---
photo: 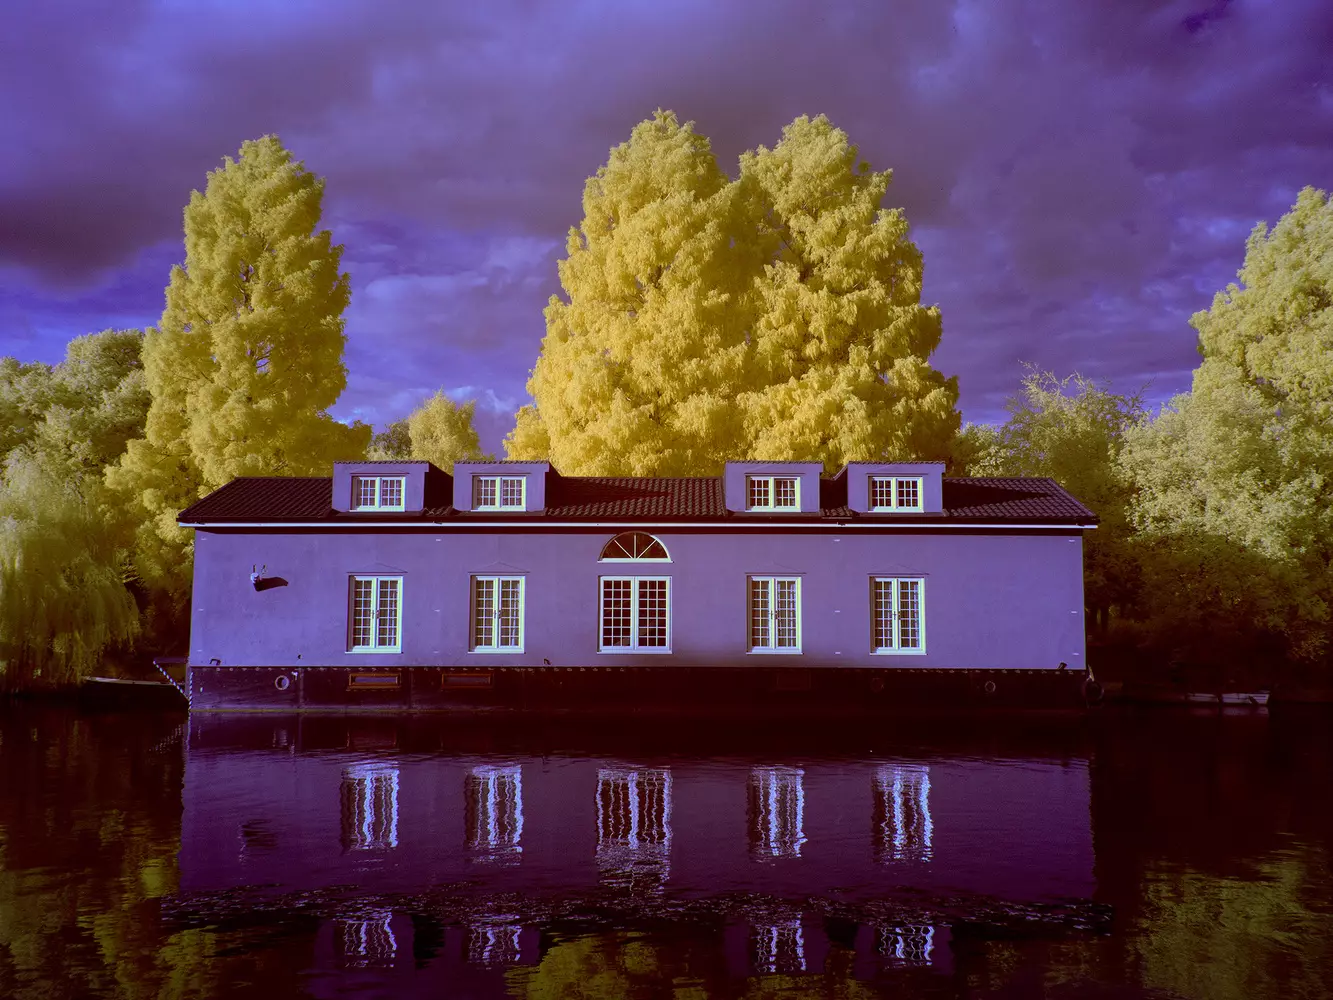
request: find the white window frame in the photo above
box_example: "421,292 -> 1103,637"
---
746,475 -> 800,511
868,476 -> 924,512
350,475 -> 406,512
470,575 -> 525,652
598,531 -> 671,562
348,575 -> 404,653
598,576 -> 672,653
473,475 -> 526,511
871,576 -> 926,655
748,576 -> 802,654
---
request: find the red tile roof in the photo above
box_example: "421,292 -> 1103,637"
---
179,473 -> 1096,525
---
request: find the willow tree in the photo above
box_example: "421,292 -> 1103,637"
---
1120,186 -> 1333,675
508,112 -> 958,474
0,329 -> 150,688
0,453 -> 140,689
107,135 -> 369,594
406,391 -> 490,472
737,115 -> 959,466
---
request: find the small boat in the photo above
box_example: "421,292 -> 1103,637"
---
81,673 -> 187,706
1119,683 -> 1270,707
1218,692 -> 1270,706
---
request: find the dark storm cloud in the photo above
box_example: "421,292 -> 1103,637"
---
2,0 -> 1330,448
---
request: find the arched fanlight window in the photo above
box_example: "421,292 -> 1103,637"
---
599,531 -> 670,561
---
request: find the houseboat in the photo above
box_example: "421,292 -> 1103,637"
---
176,459 -> 1097,711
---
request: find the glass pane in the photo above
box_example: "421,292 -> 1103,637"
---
750,579 -> 771,648
775,579 -> 798,647
353,477 -> 377,509
376,579 -> 400,648
871,478 -> 893,509
499,579 -> 522,647
500,478 -> 524,507
473,477 -> 497,507
380,477 -> 403,508
898,579 -> 921,648
774,478 -> 797,508
748,477 -> 770,509
602,535 -> 633,559
636,579 -> 668,648
352,578 -> 375,647
473,578 -> 495,648
601,579 -> 633,647
873,579 -> 894,649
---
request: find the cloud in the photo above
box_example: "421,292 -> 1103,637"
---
2,0 -> 1331,447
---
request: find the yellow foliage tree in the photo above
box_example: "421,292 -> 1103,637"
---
106,135 -> 369,595
1120,186 -> 1333,675
508,111 -> 959,474
514,110 -> 752,474
406,391 -> 491,472
738,115 -> 959,466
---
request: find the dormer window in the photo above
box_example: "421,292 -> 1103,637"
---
870,476 -> 923,512
351,475 -> 405,511
473,475 -> 526,510
747,475 -> 799,511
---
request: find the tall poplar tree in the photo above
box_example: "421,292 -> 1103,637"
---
107,135 -> 369,594
507,112 -> 959,473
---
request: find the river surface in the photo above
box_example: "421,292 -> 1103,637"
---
1,704 -> 1330,999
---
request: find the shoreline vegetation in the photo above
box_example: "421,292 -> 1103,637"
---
3,121 -> 1330,695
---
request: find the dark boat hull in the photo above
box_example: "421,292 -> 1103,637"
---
185,664 -> 1091,713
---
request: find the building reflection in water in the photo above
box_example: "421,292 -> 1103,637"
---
334,909 -> 398,968
465,764 -> 524,863
875,923 -> 935,967
748,766 -> 807,859
752,917 -> 806,974
464,918 -> 523,966
595,767 -> 673,887
872,764 -> 932,863
339,761 -> 400,852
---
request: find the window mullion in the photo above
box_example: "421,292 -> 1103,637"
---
630,578 -> 640,649
892,578 -> 900,650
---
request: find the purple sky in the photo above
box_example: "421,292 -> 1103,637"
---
2,1 -> 1330,454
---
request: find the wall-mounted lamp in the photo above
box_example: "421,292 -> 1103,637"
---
251,564 -> 267,589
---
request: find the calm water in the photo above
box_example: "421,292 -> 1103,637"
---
1,705 -> 1330,999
